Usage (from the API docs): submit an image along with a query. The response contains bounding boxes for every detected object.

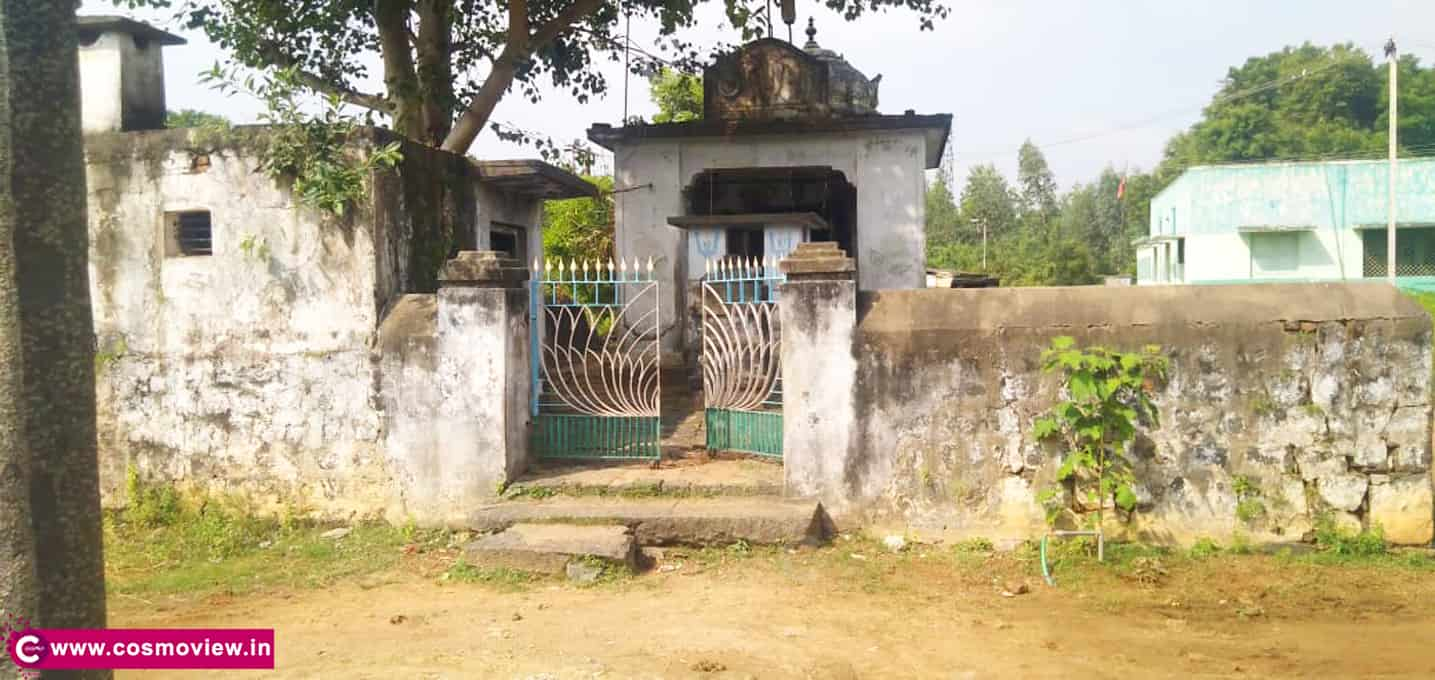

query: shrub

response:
[1034,337,1167,528]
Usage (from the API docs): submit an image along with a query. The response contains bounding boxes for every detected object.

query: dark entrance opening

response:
[683,166,856,258]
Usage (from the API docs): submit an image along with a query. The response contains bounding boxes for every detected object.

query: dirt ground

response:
[107,538,1435,680]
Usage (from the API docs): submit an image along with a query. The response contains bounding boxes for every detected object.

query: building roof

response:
[473,159,599,200]
[667,212,830,231]
[77,16,187,46]
[587,113,952,169]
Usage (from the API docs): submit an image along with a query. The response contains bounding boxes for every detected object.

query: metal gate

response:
[530,258,661,460]
[700,258,784,458]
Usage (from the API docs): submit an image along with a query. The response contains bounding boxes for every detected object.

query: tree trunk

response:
[374,0,425,141]
[2,1,109,674]
[441,55,520,153]
[415,0,455,145]
[0,0,36,654]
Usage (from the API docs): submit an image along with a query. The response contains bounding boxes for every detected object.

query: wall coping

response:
[858,282,1431,333]
[439,250,529,288]
[780,241,856,281]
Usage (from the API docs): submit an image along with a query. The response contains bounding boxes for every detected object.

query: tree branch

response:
[255,40,393,114]
[293,69,392,113]
[441,0,603,153]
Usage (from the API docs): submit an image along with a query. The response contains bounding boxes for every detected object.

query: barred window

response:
[164,210,212,257]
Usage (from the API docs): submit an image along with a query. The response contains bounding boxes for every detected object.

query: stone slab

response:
[1369,475,1435,545]
[511,459,783,497]
[468,497,831,547]
[463,523,637,575]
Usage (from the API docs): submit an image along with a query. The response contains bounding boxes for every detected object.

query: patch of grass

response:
[442,560,543,590]
[1312,513,1386,557]
[1188,537,1222,559]
[952,537,995,554]
[106,472,450,599]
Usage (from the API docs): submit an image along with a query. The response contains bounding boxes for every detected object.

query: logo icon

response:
[2,614,42,679]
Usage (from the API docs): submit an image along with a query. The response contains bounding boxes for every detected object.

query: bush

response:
[1313,513,1387,557]
[1188,537,1222,559]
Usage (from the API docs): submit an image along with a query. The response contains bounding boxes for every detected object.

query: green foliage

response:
[543,174,614,266]
[649,67,703,123]
[1188,537,1222,559]
[952,537,995,554]
[930,44,1435,282]
[927,150,1108,285]
[1313,513,1387,557]
[166,109,232,129]
[1232,475,1267,524]
[118,0,945,153]
[95,336,129,374]
[202,64,403,217]
[124,466,182,529]
[443,560,542,590]
[238,233,270,261]
[1033,337,1167,527]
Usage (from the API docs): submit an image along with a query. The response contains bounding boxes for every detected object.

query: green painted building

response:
[1136,157,1435,287]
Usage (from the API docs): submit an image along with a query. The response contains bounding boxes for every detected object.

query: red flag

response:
[1117,176,1127,200]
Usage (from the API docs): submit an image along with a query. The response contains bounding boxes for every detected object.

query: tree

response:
[1,0,108,671]
[958,164,1017,242]
[126,0,947,153]
[923,167,959,254]
[543,174,614,267]
[649,67,702,123]
[165,108,231,128]
[1016,139,1058,221]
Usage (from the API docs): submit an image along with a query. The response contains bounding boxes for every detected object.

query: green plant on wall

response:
[202,64,402,217]
[1233,474,1267,524]
[238,233,270,261]
[1034,336,1167,528]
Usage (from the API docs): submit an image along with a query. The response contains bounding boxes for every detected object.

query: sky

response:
[79,0,1435,191]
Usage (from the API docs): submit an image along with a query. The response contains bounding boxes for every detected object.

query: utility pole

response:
[971,217,987,271]
[1387,37,1399,281]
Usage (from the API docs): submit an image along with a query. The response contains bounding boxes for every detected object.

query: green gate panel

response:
[534,414,661,460]
[705,408,783,458]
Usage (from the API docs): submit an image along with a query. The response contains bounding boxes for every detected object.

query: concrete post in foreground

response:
[435,251,532,512]
[779,243,859,507]
[0,0,109,667]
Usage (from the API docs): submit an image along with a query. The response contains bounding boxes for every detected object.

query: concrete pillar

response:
[778,243,859,506]
[434,251,531,513]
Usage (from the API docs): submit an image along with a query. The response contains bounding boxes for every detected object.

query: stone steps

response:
[468,496,831,548]
[462,523,637,578]
[510,459,783,498]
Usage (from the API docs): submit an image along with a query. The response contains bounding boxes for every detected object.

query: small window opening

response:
[724,228,764,261]
[489,222,527,263]
[165,211,212,257]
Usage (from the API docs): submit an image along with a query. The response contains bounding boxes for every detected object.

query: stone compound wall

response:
[85,127,510,522]
[781,258,1434,545]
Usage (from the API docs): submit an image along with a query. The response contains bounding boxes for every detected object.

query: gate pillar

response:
[435,251,531,500]
[778,243,859,505]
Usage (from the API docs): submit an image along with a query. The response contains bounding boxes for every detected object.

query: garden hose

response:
[1040,535,1056,586]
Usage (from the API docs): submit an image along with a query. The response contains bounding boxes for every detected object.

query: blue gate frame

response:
[700,258,784,458]
[530,258,662,460]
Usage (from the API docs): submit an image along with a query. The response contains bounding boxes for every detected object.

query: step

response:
[469,497,831,547]
[511,459,783,497]
[462,523,637,576]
